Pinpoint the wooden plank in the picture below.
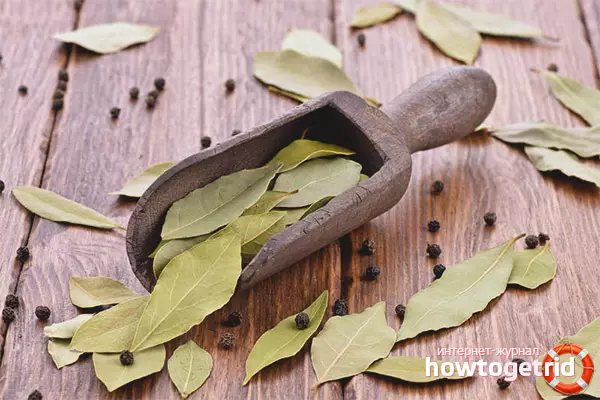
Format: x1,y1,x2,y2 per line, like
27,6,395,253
0,0,72,354
334,0,600,399
0,0,341,399
581,0,600,76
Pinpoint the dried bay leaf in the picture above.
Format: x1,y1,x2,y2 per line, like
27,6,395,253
44,314,94,339
492,122,600,158
367,356,469,382
244,291,328,385
311,302,395,384
534,69,600,126
274,158,361,208
69,276,139,308
70,296,149,353
109,161,176,198
301,196,334,219
242,191,291,216
168,341,212,399
161,165,281,240
93,345,166,392
267,139,355,172
48,339,84,369
415,0,481,65
241,218,287,257
350,3,403,28
509,243,556,289
12,186,124,230
153,235,210,278
131,232,241,351
54,23,160,54
397,235,524,342
280,207,309,225
282,29,342,68
359,173,369,182
214,212,284,245
525,146,600,188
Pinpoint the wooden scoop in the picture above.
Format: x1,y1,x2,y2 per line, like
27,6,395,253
127,66,496,292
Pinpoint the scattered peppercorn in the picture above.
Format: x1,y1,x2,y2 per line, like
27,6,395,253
483,212,497,226
35,306,51,321
433,264,446,279
53,89,65,99
110,107,121,120
525,234,539,249
497,376,511,390
27,390,43,400
74,0,83,10
395,304,406,319
145,94,157,108
18,85,28,95
364,265,380,281
56,80,67,91
295,312,310,330
2,307,15,324
148,89,159,99
5,294,19,309
342,276,354,286
426,244,442,258
52,98,64,111
58,69,69,82
201,136,212,149
154,77,166,91
0,180,4,194
232,129,241,136
222,311,242,327
547,63,558,72
431,180,444,194
16,246,30,262
219,332,235,349
359,239,375,255
129,87,139,100
538,233,550,245
333,299,348,316
357,32,366,47
427,220,440,232
120,350,134,366
225,78,236,92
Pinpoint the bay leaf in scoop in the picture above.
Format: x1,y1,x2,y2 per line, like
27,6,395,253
267,139,355,172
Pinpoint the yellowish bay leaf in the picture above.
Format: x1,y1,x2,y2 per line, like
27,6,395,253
242,191,291,216
48,339,84,369
509,243,556,289
153,235,210,278
282,29,342,68
109,161,176,197
350,3,403,28
267,139,355,172
54,23,160,54
44,314,94,339
69,276,139,308
525,146,600,188
168,341,212,399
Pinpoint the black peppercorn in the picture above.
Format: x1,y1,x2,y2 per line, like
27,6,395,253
427,220,440,232
483,212,497,226
201,136,212,149
154,77,166,91
342,276,353,286
52,99,64,111
120,350,134,366
395,304,406,319
225,78,236,92
35,306,51,321
222,311,242,327
431,180,444,194
110,107,121,120
497,376,510,390
148,89,159,99
129,87,139,100
359,239,375,255
538,233,550,245
145,94,157,108
232,129,241,136
53,89,65,99
28,390,43,400
364,265,380,281
18,85,28,95
74,0,83,10
58,69,69,82
219,332,235,349
16,246,30,262
357,32,366,47
433,264,446,279
57,80,67,91
525,235,539,249
2,307,15,323
295,312,310,330
426,244,442,258
333,299,348,316
547,63,558,72
5,294,19,309
0,180,4,194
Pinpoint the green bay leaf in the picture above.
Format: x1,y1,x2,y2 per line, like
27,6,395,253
44,314,94,339
131,232,241,351
525,146,600,188
241,218,287,257
48,339,84,369
153,235,210,278
415,0,481,65
69,276,139,308
509,243,556,289
213,212,284,245
492,122,600,158
161,165,280,240
70,296,149,353
279,207,309,225
282,29,342,68
350,3,403,28
93,345,166,392
267,139,355,172
397,235,523,342
274,158,361,208
12,186,124,230
168,341,212,399
301,196,334,219
109,161,176,197
311,301,395,384
367,356,469,382
244,290,328,385
242,191,291,216
54,23,160,54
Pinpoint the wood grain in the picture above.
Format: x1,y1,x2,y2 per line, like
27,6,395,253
581,0,600,77
335,0,600,399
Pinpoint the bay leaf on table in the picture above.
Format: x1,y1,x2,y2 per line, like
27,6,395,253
301,196,334,219
44,314,94,339
350,3,403,29
168,341,212,399
244,291,328,385
152,235,211,278
48,339,84,369
367,356,470,382
273,158,362,208
93,345,166,392
508,242,556,289
12,186,124,230
397,235,524,342
267,139,355,172
161,165,281,240
525,146,600,188
491,122,600,158
415,0,481,65
242,191,291,216
109,161,176,198
130,232,241,352
534,69,600,127
70,295,149,353
241,218,287,257
311,301,395,384
54,23,160,54
282,29,343,68
69,276,139,308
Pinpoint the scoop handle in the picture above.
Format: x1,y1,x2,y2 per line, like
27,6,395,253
381,66,496,154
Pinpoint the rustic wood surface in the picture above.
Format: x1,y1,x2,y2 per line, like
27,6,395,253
0,0,598,399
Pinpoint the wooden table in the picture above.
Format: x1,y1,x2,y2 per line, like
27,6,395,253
1,0,599,398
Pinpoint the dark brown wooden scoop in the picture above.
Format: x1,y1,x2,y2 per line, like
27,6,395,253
127,66,496,292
